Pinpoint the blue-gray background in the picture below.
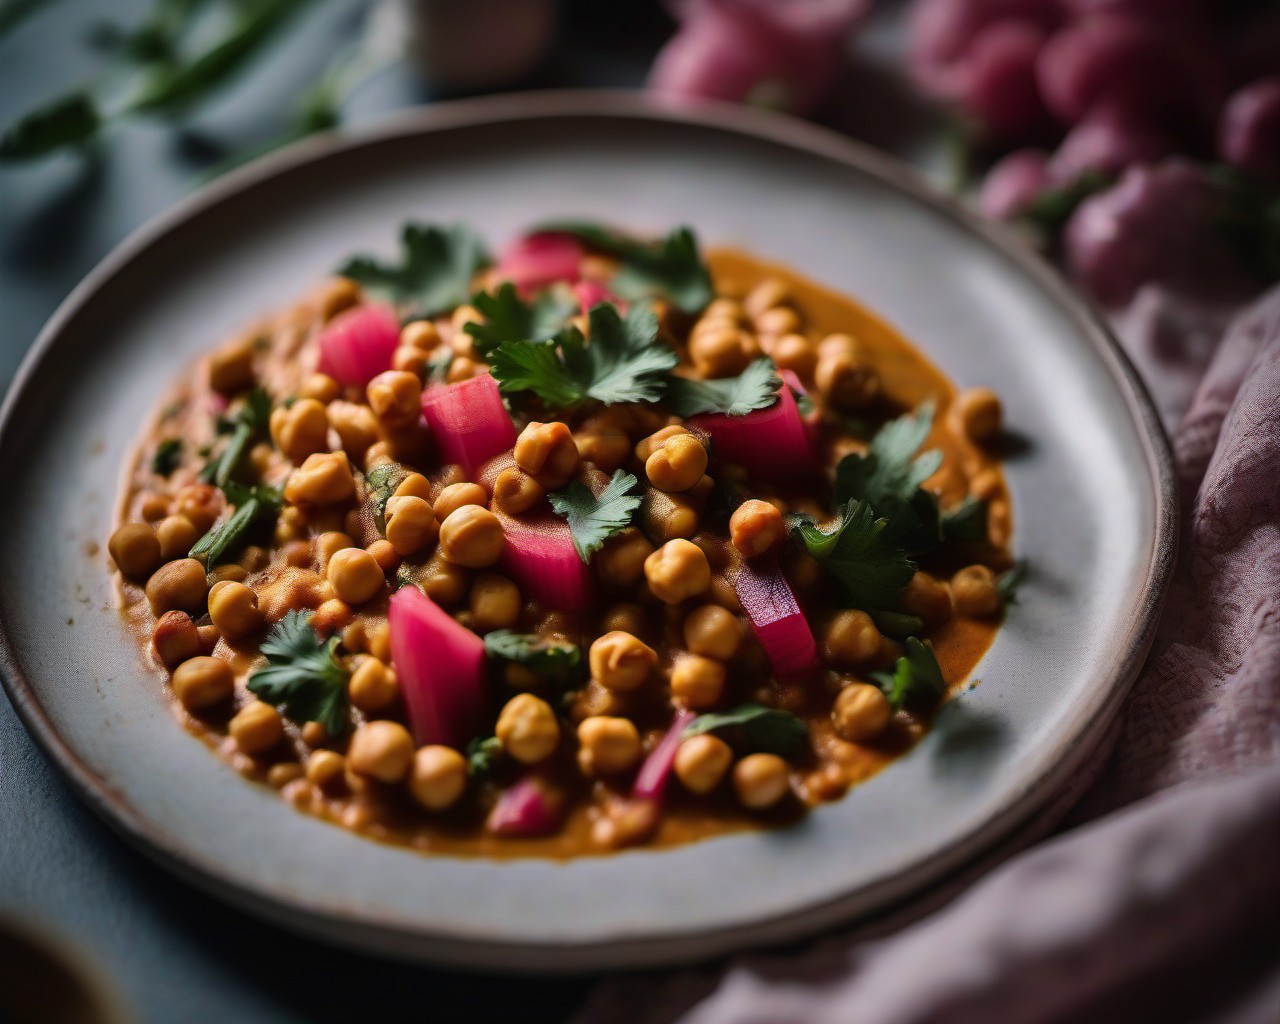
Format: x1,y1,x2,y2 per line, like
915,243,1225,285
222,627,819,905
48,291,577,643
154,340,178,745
0,3,929,1020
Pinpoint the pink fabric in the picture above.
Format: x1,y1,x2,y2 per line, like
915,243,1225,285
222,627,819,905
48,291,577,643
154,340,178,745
577,288,1280,1024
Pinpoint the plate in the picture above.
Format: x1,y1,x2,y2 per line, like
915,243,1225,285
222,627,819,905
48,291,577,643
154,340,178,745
0,92,1175,971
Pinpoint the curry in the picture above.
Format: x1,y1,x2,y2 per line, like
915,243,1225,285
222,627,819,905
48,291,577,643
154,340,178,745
108,222,1015,857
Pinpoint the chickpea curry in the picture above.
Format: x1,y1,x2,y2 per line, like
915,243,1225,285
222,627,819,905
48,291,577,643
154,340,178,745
109,221,1018,857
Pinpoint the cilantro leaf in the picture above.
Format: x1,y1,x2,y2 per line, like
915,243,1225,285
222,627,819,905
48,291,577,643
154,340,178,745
199,387,272,488
338,222,491,318
997,561,1028,606
663,358,781,417
465,734,503,778
789,500,917,615
941,496,989,545
547,470,642,562
151,438,182,476
533,221,713,313
363,462,408,532
483,630,586,687
463,283,577,357
488,301,677,408
247,609,350,736
189,482,282,566
871,637,947,711
683,704,809,758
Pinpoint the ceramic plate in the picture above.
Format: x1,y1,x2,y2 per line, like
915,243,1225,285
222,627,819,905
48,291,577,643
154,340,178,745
0,93,1175,971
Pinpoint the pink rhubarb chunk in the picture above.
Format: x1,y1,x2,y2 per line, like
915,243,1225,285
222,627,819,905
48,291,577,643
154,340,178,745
732,556,819,680
690,380,819,486
316,303,400,388
420,374,518,478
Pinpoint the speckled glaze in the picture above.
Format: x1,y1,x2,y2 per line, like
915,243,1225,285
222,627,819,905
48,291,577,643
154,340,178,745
0,93,1175,972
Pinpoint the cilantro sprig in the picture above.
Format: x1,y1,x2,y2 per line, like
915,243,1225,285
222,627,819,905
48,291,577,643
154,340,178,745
465,735,503,778
547,470,643,562
683,704,809,758
533,221,714,313
463,283,577,357
189,481,282,566
488,301,677,409
199,387,271,488
246,609,350,736
483,630,586,687
151,438,182,476
789,499,917,619
871,637,947,712
338,222,490,318
363,462,408,532
663,358,781,417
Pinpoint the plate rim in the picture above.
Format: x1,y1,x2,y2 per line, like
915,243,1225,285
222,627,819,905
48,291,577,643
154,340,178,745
0,90,1178,971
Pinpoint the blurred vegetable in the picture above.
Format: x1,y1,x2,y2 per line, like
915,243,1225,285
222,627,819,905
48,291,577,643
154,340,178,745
0,92,100,161
648,0,870,116
979,148,1051,219
486,773,567,837
1047,101,1174,183
1219,77,1280,179
959,19,1053,141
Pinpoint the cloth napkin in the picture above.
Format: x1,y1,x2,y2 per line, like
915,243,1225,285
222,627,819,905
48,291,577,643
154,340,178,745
576,285,1280,1024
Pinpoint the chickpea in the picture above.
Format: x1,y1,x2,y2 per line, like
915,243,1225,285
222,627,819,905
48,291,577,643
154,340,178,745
318,277,361,320
970,468,1002,502
324,548,384,605
446,357,477,383
589,631,658,692
348,720,414,783
207,580,262,639
832,683,892,742
285,452,355,506
644,539,712,604
954,387,1003,444
306,749,346,790
754,305,801,338
349,656,399,712
490,467,544,516
645,433,707,493
138,493,171,522
173,483,224,533
366,538,400,573
342,620,368,652
171,656,233,711
576,429,631,472
146,558,208,616
671,655,726,710
108,522,161,580
312,598,354,634
314,531,354,572
327,400,381,461
299,372,341,404
384,495,439,557
733,753,791,809
495,693,560,765
439,505,505,569
707,575,745,614
674,734,733,794
152,610,202,668
576,716,643,777
823,610,882,669
366,620,392,662
642,487,704,542
469,573,521,632
902,571,952,629
401,320,441,351
683,604,742,660
269,398,329,464
208,337,255,394
514,421,580,488
420,550,472,606
634,425,688,463
266,763,303,789
816,353,880,410
704,298,746,324
366,371,422,430
229,700,284,754
743,278,791,318
213,560,252,583
952,564,1001,617
769,333,818,379
729,499,786,557
601,602,647,637
689,324,751,378
300,721,330,748
392,346,428,378
409,745,467,811
433,482,487,522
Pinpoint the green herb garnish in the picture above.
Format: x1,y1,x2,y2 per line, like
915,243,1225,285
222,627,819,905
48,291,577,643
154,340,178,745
663,358,781,417
189,482,282,566
789,499,917,617
997,561,1028,606
483,630,586,686
871,637,947,711
151,438,182,476
246,609,349,736
488,301,677,409
363,462,408,531
465,734,503,778
199,387,271,488
338,222,490,318
547,470,642,562
683,704,809,757
533,221,713,313
940,496,989,545
463,282,577,357
0,91,100,161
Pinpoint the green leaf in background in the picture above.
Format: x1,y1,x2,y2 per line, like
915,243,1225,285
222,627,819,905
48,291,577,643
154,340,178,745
871,637,947,712
547,470,642,563
683,704,809,758
1017,170,1112,237
150,437,182,476
996,561,1028,606
0,92,101,161
533,221,714,313
663,358,781,417
339,222,492,318
940,495,989,545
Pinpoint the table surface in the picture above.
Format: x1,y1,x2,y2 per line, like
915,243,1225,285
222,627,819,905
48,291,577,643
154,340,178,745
0,4,938,1021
